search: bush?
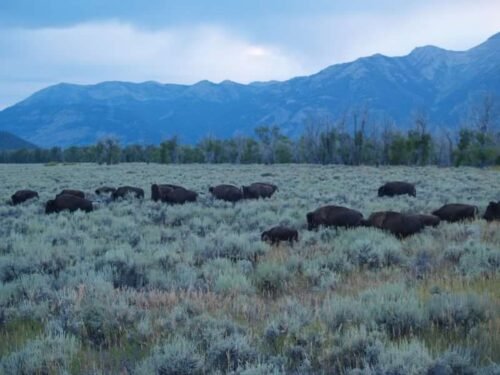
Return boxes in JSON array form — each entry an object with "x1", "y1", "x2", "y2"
[
  {"x1": 428, "y1": 349, "x2": 475, "y2": 375},
  {"x1": 207, "y1": 334, "x2": 257, "y2": 373},
  {"x1": 361, "y1": 283, "x2": 427, "y2": 338},
  {"x1": 321, "y1": 326, "x2": 384, "y2": 373},
  {"x1": 427, "y1": 292, "x2": 491, "y2": 331},
  {"x1": 136, "y1": 338, "x2": 203, "y2": 375},
  {"x1": 1, "y1": 334, "x2": 79, "y2": 374},
  {"x1": 254, "y1": 262, "x2": 290, "y2": 297},
  {"x1": 375, "y1": 339, "x2": 433, "y2": 374}
]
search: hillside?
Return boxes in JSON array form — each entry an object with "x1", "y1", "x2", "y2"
[
  {"x1": 0, "y1": 32, "x2": 499, "y2": 147},
  {"x1": 0, "y1": 131, "x2": 38, "y2": 151}
]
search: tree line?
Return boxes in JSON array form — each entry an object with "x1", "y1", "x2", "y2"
[{"x1": 1, "y1": 99, "x2": 498, "y2": 167}]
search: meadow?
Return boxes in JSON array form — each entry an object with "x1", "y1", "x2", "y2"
[{"x1": 0, "y1": 163, "x2": 499, "y2": 374}]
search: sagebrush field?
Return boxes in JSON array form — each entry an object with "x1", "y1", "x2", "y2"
[{"x1": 0, "y1": 163, "x2": 499, "y2": 374}]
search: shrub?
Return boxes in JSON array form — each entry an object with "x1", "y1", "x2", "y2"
[
  {"x1": 207, "y1": 334, "x2": 257, "y2": 373},
  {"x1": 428, "y1": 349, "x2": 475, "y2": 375},
  {"x1": 323, "y1": 296, "x2": 365, "y2": 332},
  {"x1": 375, "y1": 339, "x2": 433, "y2": 374},
  {"x1": 136, "y1": 338, "x2": 203, "y2": 375},
  {"x1": 361, "y1": 283, "x2": 427, "y2": 338},
  {"x1": 254, "y1": 262, "x2": 290, "y2": 297},
  {"x1": 1, "y1": 334, "x2": 79, "y2": 374},
  {"x1": 321, "y1": 326, "x2": 384, "y2": 373},
  {"x1": 186, "y1": 314, "x2": 245, "y2": 353},
  {"x1": 427, "y1": 292, "x2": 491, "y2": 331}
]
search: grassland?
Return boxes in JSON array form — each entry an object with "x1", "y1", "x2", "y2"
[{"x1": 0, "y1": 163, "x2": 499, "y2": 374}]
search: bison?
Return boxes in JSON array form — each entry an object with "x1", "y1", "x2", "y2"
[
  {"x1": 261, "y1": 226, "x2": 298, "y2": 245},
  {"x1": 56, "y1": 189, "x2": 85, "y2": 199},
  {"x1": 209, "y1": 185, "x2": 243, "y2": 202},
  {"x1": 95, "y1": 186, "x2": 116, "y2": 195},
  {"x1": 307, "y1": 205, "x2": 364, "y2": 230},
  {"x1": 151, "y1": 184, "x2": 185, "y2": 202},
  {"x1": 151, "y1": 184, "x2": 197, "y2": 204},
  {"x1": 483, "y1": 201, "x2": 500, "y2": 222},
  {"x1": 112, "y1": 186, "x2": 145, "y2": 200},
  {"x1": 415, "y1": 214, "x2": 441, "y2": 227},
  {"x1": 432, "y1": 204, "x2": 478, "y2": 223},
  {"x1": 365, "y1": 211, "x2": 436, "y2": 238},
  {"x1": 378, "y1": 181, "x2": 416, "y2": 197},
  {"x1": 45, "y1": 194, "x2": 93, "y2": 214},
  {"x1": 242, "y1": 182, "x2": 278, "y2": 199},
  {"x1": 11, "y1": 190, "x2": 39, "y2": 205}
]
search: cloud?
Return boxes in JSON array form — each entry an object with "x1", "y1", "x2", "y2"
[
  {"x1": 0, "y1": 22, "x2": 307, "y2": 108},
  {"x1": 0, "y1": 0, "x2": 498, "y2": 109},
  {"x1": 270, "y1": 0, "x2": 500, "y2": 71}
]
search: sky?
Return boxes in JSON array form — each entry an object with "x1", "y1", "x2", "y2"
[{"x1": 0, "y1": 0, "x2": 499, "y2": 109}]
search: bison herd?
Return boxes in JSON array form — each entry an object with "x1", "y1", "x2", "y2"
[{"x1": 7, "y1": 180, "x2": 500, "y2": 245}]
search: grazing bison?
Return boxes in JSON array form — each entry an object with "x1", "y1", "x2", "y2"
[
  {"x1": 306, "y1": 205, "x2": 364, "y2": 230},
  {"x1": 209, "y1": 185, "x2": 243, "y2": 202},
  {"x1": 432, "y1": 204, "x2": 478, "y2": 223},
  {"x1": 95, "y1": 186, "x2": 116, "y2": 195},
  {"x1": 261, "y1": 226, "x2": 298, "y2": 245},
  {"x1": 151, "y1": 184, "x2": 197, "y2": 204},
  {"x1": 151, "y1": 184, "x2": 185, "y2": 202},
  {"x1": 365, "y1": 211, "x2": 433, "y2": 238},
  {"x1": 11, "y1": 190, "x2": 39, "y2": 205},
  {"x1": 57, "y1": 189, "x2": 85, "y2": 199},
  {"x1": 483, "y1": 201, "x2": 500, "y2": 222},
  {"x1": 242, "y1": 183, "x2": 278, "y2": 199},
  {"x1": 378, "y1": 181, "x2": 416, "y2": 197},
  {"x1": 45, "y1": 194, "x2": 93, "y2": 214},
  {"x1": 415, "y1": 214, "x2": 441, "y2": 227},
  {"x1": 112, "y1": 186, "x2": 145, "y2": 200}
]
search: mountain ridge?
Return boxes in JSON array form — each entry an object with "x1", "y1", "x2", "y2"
[
  {"x1": 0, "y1": 33, "x2": 499, "y2": 147},
  {"x1": 0, "y1": 131, "x2": 38, "y2": 151}
]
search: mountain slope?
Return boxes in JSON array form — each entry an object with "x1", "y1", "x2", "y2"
[
  {"x1": 0, "y1": 33, "x2": 499, "y2": 147},
  {"x1": 0, "y1": 131, "x2": 38, "y2": 151}
]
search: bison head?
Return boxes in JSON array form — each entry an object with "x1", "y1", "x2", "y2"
[
  {"x1": 45, "y1": 199, "x2": 56, "y2": 214},
  {"x1": 484, "y1": 201, "x2": 500, "y2": 221},
  {"x1": 151, "y1": 184, "x2": 161, "y2": 202},
  {"x1": 261, "y1": 231, "x2": 270, "y2": 242}
]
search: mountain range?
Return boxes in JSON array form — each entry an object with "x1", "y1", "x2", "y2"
[
  {"x1": 0, "y1": 32, "x2": 499, "y2": 147},
  {"x1": 0, "y1": 131, "x2": 37, "y2": 151}
]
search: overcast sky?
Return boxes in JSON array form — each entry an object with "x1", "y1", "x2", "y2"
[{"x1": 0, "y1": 0, "x2": 499, "y2": 109}]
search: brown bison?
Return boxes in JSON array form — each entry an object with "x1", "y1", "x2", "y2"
[
  {"x1": 151, "y1": 184, "x2": 197, "y2": 204},
  {"x1": 365, "y1": 211, "x2": 437, "y2": 238},
  {"x1": 432, "y1": 204, "x2": 478, "y2": 223},
  {"x1": 378, "y1": 181, "x2": 416, "y2": 197},
  {"x1": 56, "y1": 189, "x2": 85, "y2": 199},
  {"x1": 45, "y1": 194, "x2": 93, "y2": 214},
  {"x1": 415, "y1": 214, "x2": 441, "y2": 227},
  {"x1": 151, "y1": 184, "x2": 185, "y2": 202},
  {"x1": 261, "y1": 226, "x2": 298, "y2": 245},
  {"x1": 95, "y1": 186, "x2": 116, "y2": 195},
  {"x1": 209, "y1": 185, "x2": 243, "y2": 202},
  {"x1": 112, "y1": 186, "x2": 145, "y2": 200},
  {"x1": 11, "y1": 190, "x2": 39, "y2": 205},
  {"x1": 483, "y1": 201, "x2": 500, "y2": 222},
  {"x1": 242, "y1": 183, "x2": 278, "y2": 199},
  {"x1": 307, "y1": 205, "x2": 364, "y2": 230}
]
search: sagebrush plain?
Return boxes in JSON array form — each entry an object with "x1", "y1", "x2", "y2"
[{"x1": 0, "y1": 163, "x2": 499, "y2": 374}]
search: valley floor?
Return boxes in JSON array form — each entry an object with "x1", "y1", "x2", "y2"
[{"x1": 0, "y1": 163, "x2": 499, "y2": 374}]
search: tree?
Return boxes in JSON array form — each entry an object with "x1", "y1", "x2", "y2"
[
  {"x1": 96, "y1": 137, "x2": 121, "y2": 165},
  {"x1": 160, "y1": 136, "x2": 179, "y2": 164}
]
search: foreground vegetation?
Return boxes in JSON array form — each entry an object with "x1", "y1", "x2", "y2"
[{"x1": 0, "y1": 163, "x2": 499, "y2": 374}]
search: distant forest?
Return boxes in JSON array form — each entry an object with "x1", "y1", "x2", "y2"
[{"x1": 1, "y1": 102, "x2": 499, "y2": 167}]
